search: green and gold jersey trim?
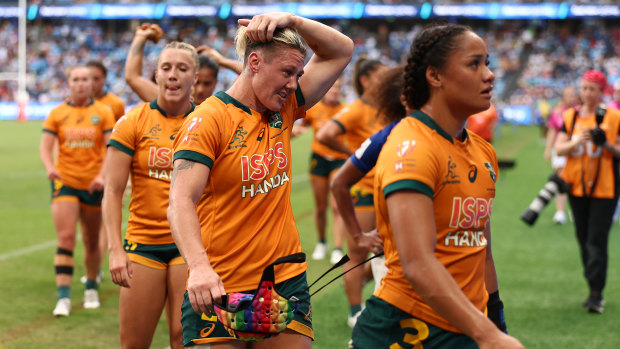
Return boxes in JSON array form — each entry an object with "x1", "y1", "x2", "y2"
[
  {"x1": 108, "y1": 139, "x2": 134, "y2": 157},
  {"x1": 384, "y1": 179, "x2": 433, "y2": 199},
  {"x1": 42, "y1": 128, "x2": 57, "y2": 135},
  {"x1": 174, "y1": 150, "x2": 214, "y2": 169},
  {"x1": 215, "y1": 85, "x2": 305, "y2": 116},
  {"x1": 149, "y1": 99, "x2": 196, "y2": 118},
  {"x1": 333, "y1": 119, "x2": 346, "y2": 134},
  {"x1": 410, "y1": 110, "x2": 454, "y2": 143}
]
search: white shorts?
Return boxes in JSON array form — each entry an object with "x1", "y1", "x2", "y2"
[{"x1": 551, "y1": 149, "x2": 566, "y2": 170}]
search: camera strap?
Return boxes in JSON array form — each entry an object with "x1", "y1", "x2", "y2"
[{"x1": 577, "y1": 106, "x2": 606, "y2": 198}]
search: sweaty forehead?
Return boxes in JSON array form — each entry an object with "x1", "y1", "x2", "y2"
[{"x1": 159, "y1": 48, "x2": 194, "y2": 67}]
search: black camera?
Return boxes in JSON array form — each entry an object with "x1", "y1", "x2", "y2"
[
  {"x1": 521, "y1": 173, "x2": 570, "y2": 226},
  {"x1": 590, "y1": 105, "x2": 607, "y2": 146}
]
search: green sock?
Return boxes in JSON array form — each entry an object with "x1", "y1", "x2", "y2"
[
  {"x1": 350, "y1": 304, "x2": 362, "y2": 316},
  {"x1": 85, "y1": 279, "x2": 98, "y2": 290},
  {"x1": 57, "y1": 285, "x2": 70, "y2": 300}
]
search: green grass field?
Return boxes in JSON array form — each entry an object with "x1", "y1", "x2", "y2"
[{"x1": 1, "y1": 120, "x2": 619, "y2": 348}]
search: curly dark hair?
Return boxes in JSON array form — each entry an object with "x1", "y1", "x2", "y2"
[{"x1": 403, "y1": 23, "x2": 472, "y2": 110}]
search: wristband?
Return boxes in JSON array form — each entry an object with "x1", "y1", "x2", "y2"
[{"x1": 487, "y1": 290, "x2": 508, "y2": 333}]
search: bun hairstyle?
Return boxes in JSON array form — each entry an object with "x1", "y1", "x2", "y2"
[
  {"x1": 366, "y1": 65, "x2": 407, "y2": 123},
  {"x1": 352, "y1": 58, "x2": 383, "y2": 97},
  {"x1": 234, "y1": 26, "x2": 307, "y2": 67},
  {"x1": 157, "y1": 41, "x2": 199, "y2": 71},
  {"x1": 403, "y1": 23, "x2": 472, "y2": 110}
]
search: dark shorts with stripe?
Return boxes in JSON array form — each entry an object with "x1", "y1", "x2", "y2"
[
  {"x1": 50, "y1": 180, "x2": 103, "y2": 207},
  {"x1": 351, "y1": 185, "x2": 374, "y2": 208},
  {"x1": 310, "y1": 152, "x2": 345, "y2": 178},
  {"x1": 123, "y1": 239, "x2": 184, "y2": 270},
  {"x1": 351, "y1": 296, "x2": 477, "y2": 349},
  {"x1": 181, "y1": 271, "x2": 313, "y2": 346}
]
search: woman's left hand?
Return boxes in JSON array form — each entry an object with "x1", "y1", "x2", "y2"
[
  {"x1": 238, "y1": 13, "x2": 301, "y2": 42},
  {"x1": 88, "y1": 175, "x2": 104, "y2": 194}
]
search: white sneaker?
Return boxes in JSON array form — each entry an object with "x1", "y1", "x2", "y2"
[
  {"x1": 347, "y1": 309, "x2": 363, "y2": 328},
  {"x1": 553, "y1": 211, "x2": 567, "y2": 225},
  {"x1": 80, "y1": 270, "x2": 103, "y2": 284},
  {"x1": 330, "y1": 248, "x2": 344, "y2": 264},
  {"x1": 312, "y1": 242, "x2": 327, "y2": 260},
  {"x1": 53, "y1": 298, "x2": 71, "y2": 317},
  {"x1": 83, "y1": 289, "x2": 100, "y2": 309}
]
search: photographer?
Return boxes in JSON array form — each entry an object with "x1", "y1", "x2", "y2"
[{"x1": 555, "y1": 70, "x2": 620, "y2": 314}]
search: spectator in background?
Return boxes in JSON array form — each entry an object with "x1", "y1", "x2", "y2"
[{"x1": 609, "y1": 80, "x2": 620, "y2": 110}]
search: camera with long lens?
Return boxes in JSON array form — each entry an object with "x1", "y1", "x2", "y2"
[{"x1": 521, "y1": 173, "x2": 570, "y2": 226}]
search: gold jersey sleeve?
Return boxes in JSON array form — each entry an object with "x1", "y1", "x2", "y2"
[
  {"x1": 306, "y1": 101, "x2": 347, "y2": 160},
  {"x1": 98, "y1": 92, "x2": 126, "y2": 121},
  {"x1": 173, "y1": 88, "x2": 307, "y2": 292},
  {"x1": 374, "y1": 110, "x2": 498, "y2": 333},
  {"x1": 333, "y1": 98, "x2": 386, "y2": 193},
  {"x1": 561, "y1": 107, "x2": 620, "y2": 198},
  {"x1": 109, "y1": 100, "x2": 193, "y2": 244},
  {"x1": 42, "y1": 100, "x2": 115, "y2": 189}
]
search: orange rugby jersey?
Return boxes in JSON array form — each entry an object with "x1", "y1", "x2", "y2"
[
  {"x1": 466, "y1": 103, "x2": 498, "y2": 142},
  {"x1": 306, "y1": 100, "x2": 347, "y2": 160},
  {"x1": 109, "y1": 100, "x2": 195, "y2": 245},
  {"x1": 97, "y1": 91, "x2": 126, "y2": 121},
  {"x1": 173, "y1": 89, "x2": 307, "y2": 292},
  {"x1": 560, "y1": 107, "x2": 620, "y2": 198},
  {"x1": 42, "y1": 99, "x2": 116, "y2": 190},
  {"x1": 333, "y1": 98, "x2": 386, "y2": 195},
  {"x1": 374, "y1": 110, "x2": 498, "y2": 333}
]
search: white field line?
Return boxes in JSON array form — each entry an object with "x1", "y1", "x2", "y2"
[{"x1": 0, "y1": 173, "x2": 308, "y2": 262}]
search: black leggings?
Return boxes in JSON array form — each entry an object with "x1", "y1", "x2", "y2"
[{"x1": 568, "y1": 195, "x2": 618, "y2": 293}]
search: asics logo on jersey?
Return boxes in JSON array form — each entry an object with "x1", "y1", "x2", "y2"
[
  {"x1": 90, "y1": 115, "x2": 100, "y2": 125},
  {"x1": 228, "y1": 126, "x2": 248, "y2": 149},
  {"x1": 468, "y1": 165, "x2": 477, "y2": 183}
]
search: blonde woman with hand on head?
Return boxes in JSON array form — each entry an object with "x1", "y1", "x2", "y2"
[{"x1": 168, "y1": 12, "x2": 353, "y2": 348}]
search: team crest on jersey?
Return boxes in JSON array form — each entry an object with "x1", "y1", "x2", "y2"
[
  {"x1": 484, "y1": 162, "x2": 496, "y2": 182},
  {"x1": 229, "y1": 126, "x2": 248, "y2": 149},
  {"x1": 141, "y1": 124, "x2": 162, "y2": 140},
  {"x1": 268, "y1": 111, "x2": 283, "y2": 129},
  {"x1": 442, "y1": 156, "x2": 460, "y2": 185},
  {"x1": 91, "y1": 115, "x2": 100, "y2": 125}
]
